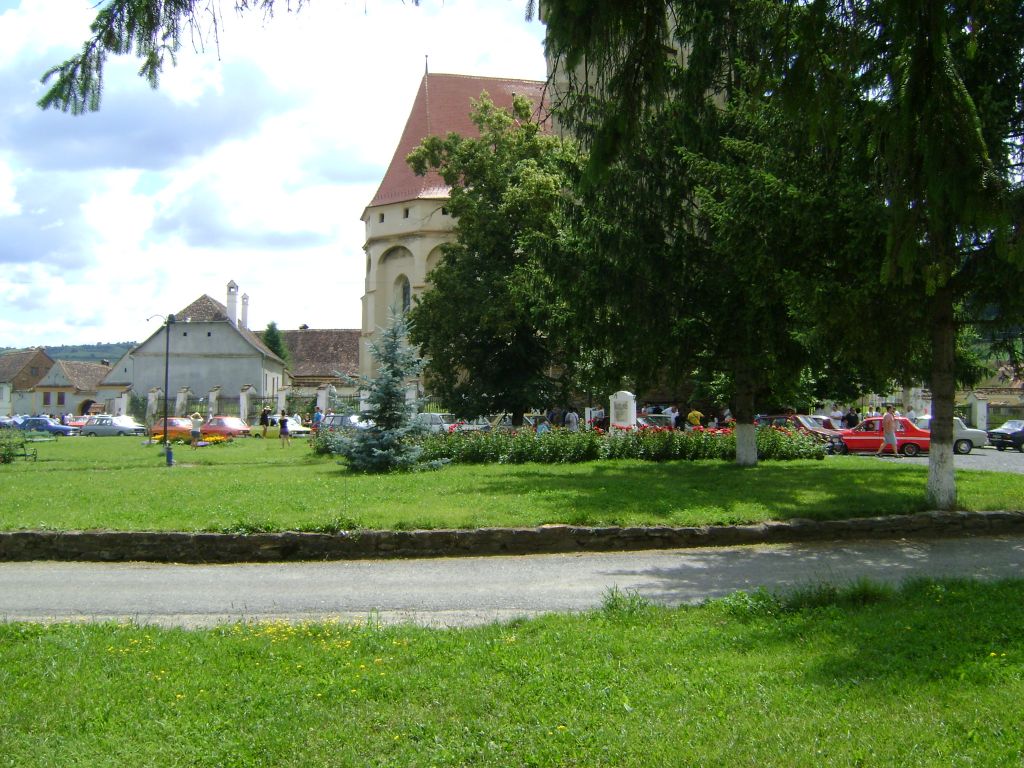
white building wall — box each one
[360,198,454,379]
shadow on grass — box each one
[460,459,931,527]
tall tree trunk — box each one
[733,366,758,467]
[926,284,957,510]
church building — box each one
[358,72,547,381]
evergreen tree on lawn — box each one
[336,311,424,473]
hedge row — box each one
[412,426,826,465]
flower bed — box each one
[414,425,825,465]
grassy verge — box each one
[2,579,1022,766]
[0,437,1021,532]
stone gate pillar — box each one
[175,387,191,417]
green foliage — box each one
[407,94,583,422]
[0,430,24,464]
[332,313,424,473]
[4,580,1024,766]
[261,321,289,366]
[3,436,1024,532]
[414,425,825,465]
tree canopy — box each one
[407,94,581,425]
[542,0,1024,501]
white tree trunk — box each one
[927,439,956,509]
[926,285,957,511]
[735,422,757,467]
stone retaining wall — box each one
[1,511,1022,564]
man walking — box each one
[875,405,900,457]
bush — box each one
[414,425,825,465]
[0,430,22,464]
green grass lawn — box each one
[2,579,1022,767]
[0,437,1021,532]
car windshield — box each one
[999,420,1024,430]
[794,415,819,430]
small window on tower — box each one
[441,207,449,216]
[182,332,188,337]
[403,207,410,219]
[207,332,212,337]
[378,213,384,223]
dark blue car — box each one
[17,417,80,436]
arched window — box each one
[394,275,412,314]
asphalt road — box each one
[2,535,1022,628]
[858,444,1024,472]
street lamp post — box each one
[149,313,176,466]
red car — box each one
[840,416,931,456]
[201,416,251,439]
[149,417,194,441]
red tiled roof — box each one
[57,360,111,392]
[269,329,361,382]
[367,73,548,209]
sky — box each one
[0,0,548,348]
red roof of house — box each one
[367,73,548,210]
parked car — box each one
[808,415,843,431]
[839,416,931,456]
[150,417,194,441]
[81,414,147,437]
[0,416,16,429]
[201,416,252,439]
[16,416,80,437]
[755,413,847,454]
[317,413,373,433]
[912,415,988,454]
[987,420,1024,452]
[412,412,457,433]
[67,415,90,428]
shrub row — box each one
[412,426,825,465]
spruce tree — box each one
[262,321,289,367]
[336,312,424,473]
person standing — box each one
[687,406,704,429]
[190,412,203,450]
[564,407,580,432]
[259,407,272,438]
[279,409,291,447]
[875,405,900,457]
[830,403,845,430]
[312,406,324,431]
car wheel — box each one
[117,431,126,436]
[954,439,972,455]
[1017,442,1024,453]
[997,445,1006,451]
[902,443,921,457]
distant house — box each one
[35,360,113,417]
[103,281,287,420]
[271,328,361,398]
[0,347,55,416]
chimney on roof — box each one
[241,293,249,329]
[226,280,239,326]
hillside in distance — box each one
[42,342,136,364]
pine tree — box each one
[336,312,424,473]
[262,321,289,367]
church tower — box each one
[358,72,547,380]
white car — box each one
[913,416,988,454]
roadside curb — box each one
[1,510,1023,563]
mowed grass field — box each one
[2,579,1023,767]
[1,436,1021,532]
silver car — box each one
[81,415,147,437]
[913,416,988,454]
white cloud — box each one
[0,155,20,216]
[0,0,547,348]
